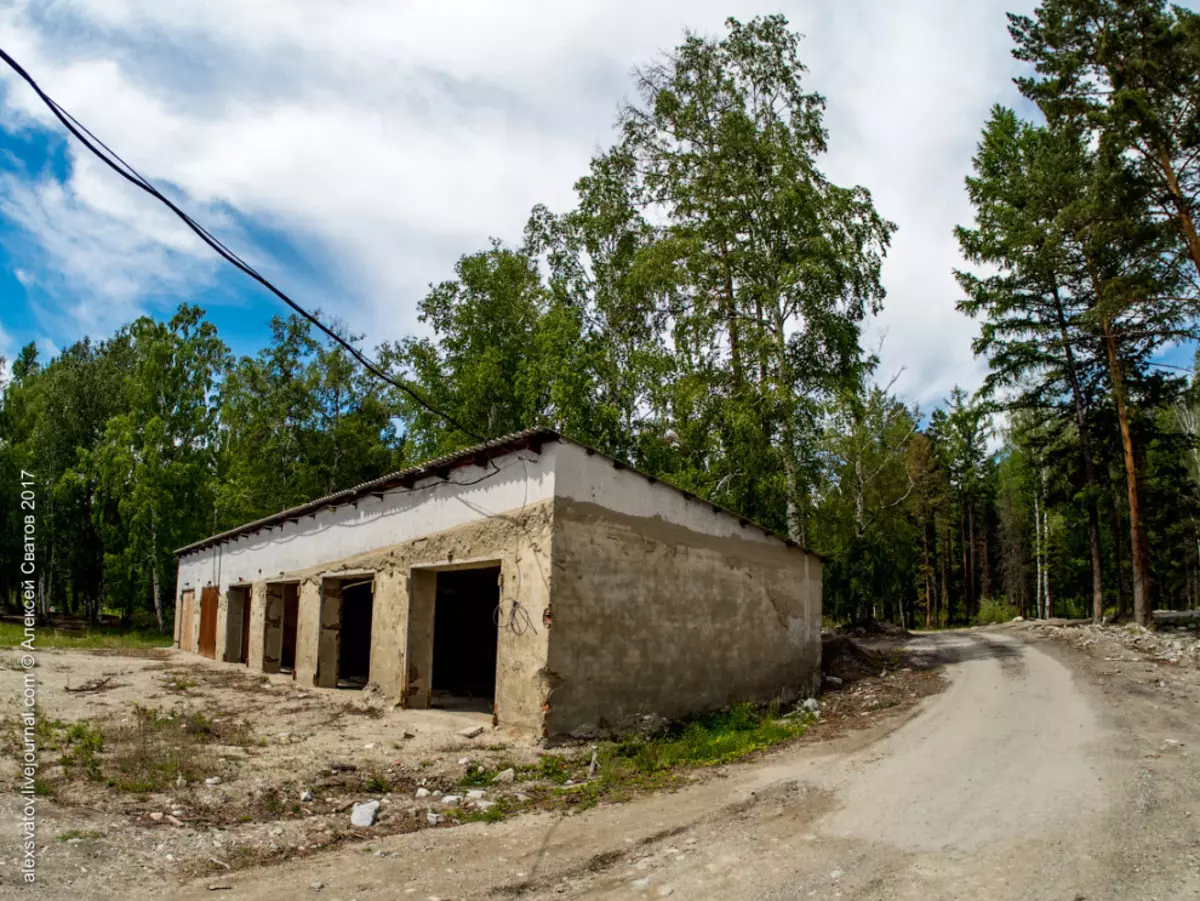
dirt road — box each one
[82,630,1200,898]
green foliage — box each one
[975,597,1019,626]
[605,702,810,774]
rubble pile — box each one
[1029,621,1200,667]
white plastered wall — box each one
[175,447,556,609]
[552,441,783,548]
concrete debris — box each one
[426,812,443,826]
[466,789,486,800]
[493,768,516,784]
[441,795,461,806]
[458,725,485,739]
[204,776,223,786]
[802,698,821,714]
[1030,621,1200,667]
[300,790,313,802]
[350,800,380,827]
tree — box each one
[90,306,229,631]
[602,14,895,542]
[1010,0,1200,280]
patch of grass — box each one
[162,674,196,692]
[102,704,228,793]
[61,721,105,778]
[363,773,391,793]
[56,829,104,842]
[606,702,809,774]
[32,779,54,796]
[0,621,172,649]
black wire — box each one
[0,46,484,442]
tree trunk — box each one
[979,511,991,601]
[719,239,743,387]
[940,523,950,627]
[1101,314,1150,625]
[1035,488,1043,619]
[960,505,970,621]
[1051,284,1105,622]
[151,561,165,635]
[923,519,933,629]
[1042,495,1052,619]
[1109,497,1130,620]
[1156,148,1200,283]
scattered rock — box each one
[426,812,443,826]
[204,776,222,786]
[309,882,324,892]
[415,787,431,799]
[802,698,821,714]
[466,789,486,800]
[457,757,471,766]
[493,768,516,784]
[474,800,495,811]
[149,812,164,823]
[441,795,461,806]
[458,725,485,739]
[350,800,381,827]
[656,888,675,898]
[270,827,284,837]
[300,790,314,802]
[206,884,233,892]
[165,815,183,827]
[400,730,416,739]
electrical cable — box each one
[0,46,484,442]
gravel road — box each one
[119,629,1200,899]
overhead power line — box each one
[0,47,483,441]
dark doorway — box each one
[280,583,299,673]
[431,566,500,709]
[338,580,374,688]
[224,586,251,664]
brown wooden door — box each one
[198,587,219,658]
[179,590,195,651]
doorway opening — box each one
[327,577,374,689]
[224,585,251,664]
[280,583,299,673]
[430,566,500,711]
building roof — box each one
[175,427,820,558]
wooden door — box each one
[198,587,218,658]
[179,590,195,651]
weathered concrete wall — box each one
[543,497,821,737]
[184,495,555,731]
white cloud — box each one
[0,0,1039,406]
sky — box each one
[0,0,1192,409]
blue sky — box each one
[0,0,1193,402]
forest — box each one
[1,1,1198,631]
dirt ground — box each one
[0,635,942,898]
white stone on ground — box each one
[350,800,380,827]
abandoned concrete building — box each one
[173,429,822,736]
